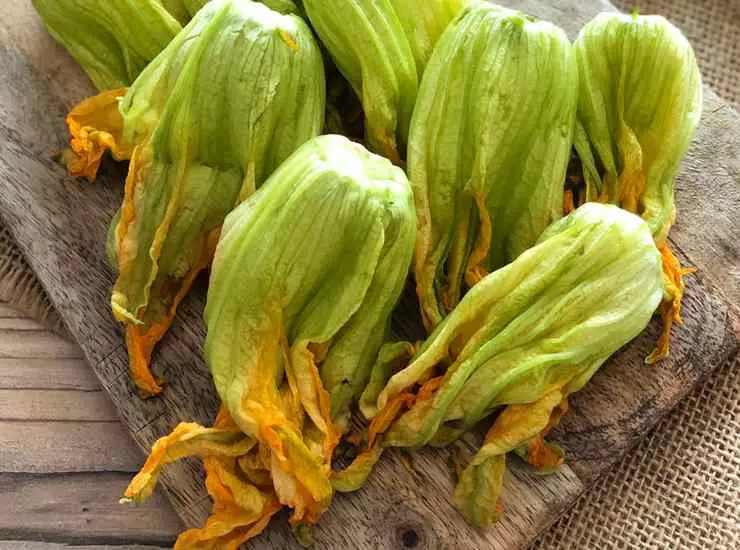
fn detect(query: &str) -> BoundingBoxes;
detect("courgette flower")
[303,0,462,164]
[573,13,702,362]
[123,135,416,547]
[32,0,182,91]
[409,2,578,330]
[340,203,664,527]
[92,0,324,394]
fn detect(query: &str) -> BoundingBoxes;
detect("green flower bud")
[392,0,463,75]
[204,134,415,522]
[573,13,702,242]
[109,0,325,395]
[409,2,578,330]
[31,0,182,90]
[357,203,663,526]
[573,13,702,363]
[304,0,461,164]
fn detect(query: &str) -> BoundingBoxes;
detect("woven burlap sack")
[0,1,736,548]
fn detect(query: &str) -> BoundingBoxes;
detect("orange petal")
[464,191,492,288]
[518,436,565,472]
[64,88,132,181]
[647,242,696,364]
[367,390,415,449]
[125,324,165,396]
[120,226,221,395]
[122,422,253,504]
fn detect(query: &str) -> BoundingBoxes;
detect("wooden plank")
[0,331,82,360]
[0,389,118,422]
[0,303,29,318]
[0,358,100,391]
[0,472,180,544]
[0,421,141,473]
[0,542,168,550]
[0,317,46,330]
[0,1,737,550]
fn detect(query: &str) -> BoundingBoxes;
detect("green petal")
[574,13,702,240]
[378,204,663,451]
[110,0,325,393]
[204,134,415,518]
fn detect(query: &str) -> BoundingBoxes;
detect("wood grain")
[0,357,100,391]
[0,473,180,545]
[0,1,737,549]
[0,389,119,422]
[0,421,142,473]
[0,543,168,550]
[0,305,181,547]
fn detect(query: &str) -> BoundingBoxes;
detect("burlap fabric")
[0,1,736,548]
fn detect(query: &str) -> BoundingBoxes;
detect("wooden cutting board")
[1,0,738,548]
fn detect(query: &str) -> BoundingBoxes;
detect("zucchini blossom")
[303,0,462,164]
[338,203,664,527]
[122,135,416,548]
[573,13,702,361]
[409,2,578,331]
[72,0,325,394]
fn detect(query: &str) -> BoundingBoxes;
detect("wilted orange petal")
[464,191,492,288]
[367,391,415,449]
[119,227,221,395]
[64,88,132,181]
[647,242,696,364]
[122,422,252,503]
[173,500,281,550]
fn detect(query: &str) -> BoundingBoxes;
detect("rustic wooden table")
[0,301,179,549]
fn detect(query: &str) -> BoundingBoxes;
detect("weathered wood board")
[0,0,737,548]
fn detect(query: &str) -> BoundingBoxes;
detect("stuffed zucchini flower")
[573,13,702,362]
[122,135,416,548]
[81,0,325,394]
[303,0,462,164]
[338,203,664,527]
[409,2,578,331]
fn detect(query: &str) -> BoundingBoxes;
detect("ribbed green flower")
[207,134,416,435]
[409,2,578,331]
[122,135,416,547]
[347,203,663,526]
[574,12,702,241]
[32,0,182,90]
[303,0,461,164]
[105,0,325,395]
[573,13,702,362]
